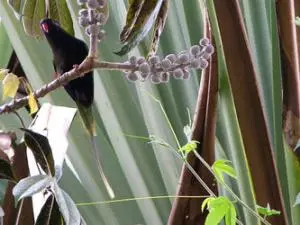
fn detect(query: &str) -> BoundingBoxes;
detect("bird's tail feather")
[91,135,115,199]
[77,103,115,199]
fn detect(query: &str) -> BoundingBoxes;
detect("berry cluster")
[124,38,214,83]
[77,0,107,41]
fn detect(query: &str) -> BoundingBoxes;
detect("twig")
[0,58,135,115]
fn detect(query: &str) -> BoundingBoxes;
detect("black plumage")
[40,18,94,108]
[40,18,115,199]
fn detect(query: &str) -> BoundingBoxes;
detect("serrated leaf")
[22,0,46,38]
[21,128,55,176]
[2,73,20,99]
[178,140,198,157]
[257,204,281,216]
[205,197,233,225]
[0,158,15,181]
[53,181,81,225]
[12,174,52,202]
[147,0,168,57]
[0,69,9,80]
[36,194,65,225]
[212,160,237,183]
[28,92,38,114]
[116,0,164,55]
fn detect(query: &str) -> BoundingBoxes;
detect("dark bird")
[40,18,114,198]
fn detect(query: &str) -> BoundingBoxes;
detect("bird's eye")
[41,23,49,33]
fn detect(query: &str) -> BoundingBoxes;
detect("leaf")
[257,204,281,216]
[53,181,81,225]
[36,194,65,225]
[0,158,15,181]
[294,193,300,207]
[22,0,46,38]
[28,92,38,114]
[48,0,74,36]
[204,197,234,225]
[0,69,9,80]
[7,0,22,18]
[12,174,52,202]
[116,0,165,55]
[21,128,55,176]
[225,203,237,225]
[147,0,168,57]
[178,140,198,157]
[295,17,300,26]
[201,197,214,212]
[2,73,20,99]
[212,160,237,183]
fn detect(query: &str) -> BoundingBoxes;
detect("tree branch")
[0,58,135,115]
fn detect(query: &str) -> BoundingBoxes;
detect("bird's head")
[40,18,61,34]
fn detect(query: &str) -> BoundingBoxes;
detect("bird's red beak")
[41,23,49,33]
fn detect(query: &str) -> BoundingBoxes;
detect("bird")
[40,18,114,198]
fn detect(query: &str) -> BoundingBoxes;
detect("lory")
[40,18,114,198]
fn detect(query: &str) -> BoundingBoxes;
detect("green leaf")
[21,128,55,176]
[22,0,46,38]
[257,204,281,216]
[212,160,237,183]
[0,158,15,181]
[201,197,214,212]
[116,0,164,55]
[0,20,13,68]
[12,174,52,202]
[48,0,74,36]
[53,181,81,225]
[225,203,237,225]
[178,140,198,157]
[7,0,22,18]
[204,197,235,225]
[2,73,20,99]
[36,195,65,225]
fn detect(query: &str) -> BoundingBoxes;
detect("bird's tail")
[91,135,115,199]
[77,103,115,199]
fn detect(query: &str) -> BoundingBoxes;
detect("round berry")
[78,16,89,27]
[79,9,89,17]
[151,74,161,84]
[161,59,172,70]
[87,0,99,9]
[199,58,209,69]
[173,68,184,79]
[190,45,201,56]
[165,54,177,63]
[149,55,160,65]
[205,45,215,54]
[126,72,139,82]
[177,53,190,64]
[199,37,210,46]
[161,73,170,83]
[139,62,151,74]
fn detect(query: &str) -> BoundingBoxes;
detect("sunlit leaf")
[257,204,281,217]
[21,128,55,176]
[12,174,52,202]
[294,193,300,207]
[178,140,198,157]
[28,92,38,114]
[2,73,20,99]
[0,69,9,80]
[212,160,237,183]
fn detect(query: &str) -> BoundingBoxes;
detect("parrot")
[40,18,114,199]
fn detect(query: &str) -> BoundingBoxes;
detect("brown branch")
[0,58,135,115]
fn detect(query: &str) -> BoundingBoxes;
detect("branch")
[0,58,134,115]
